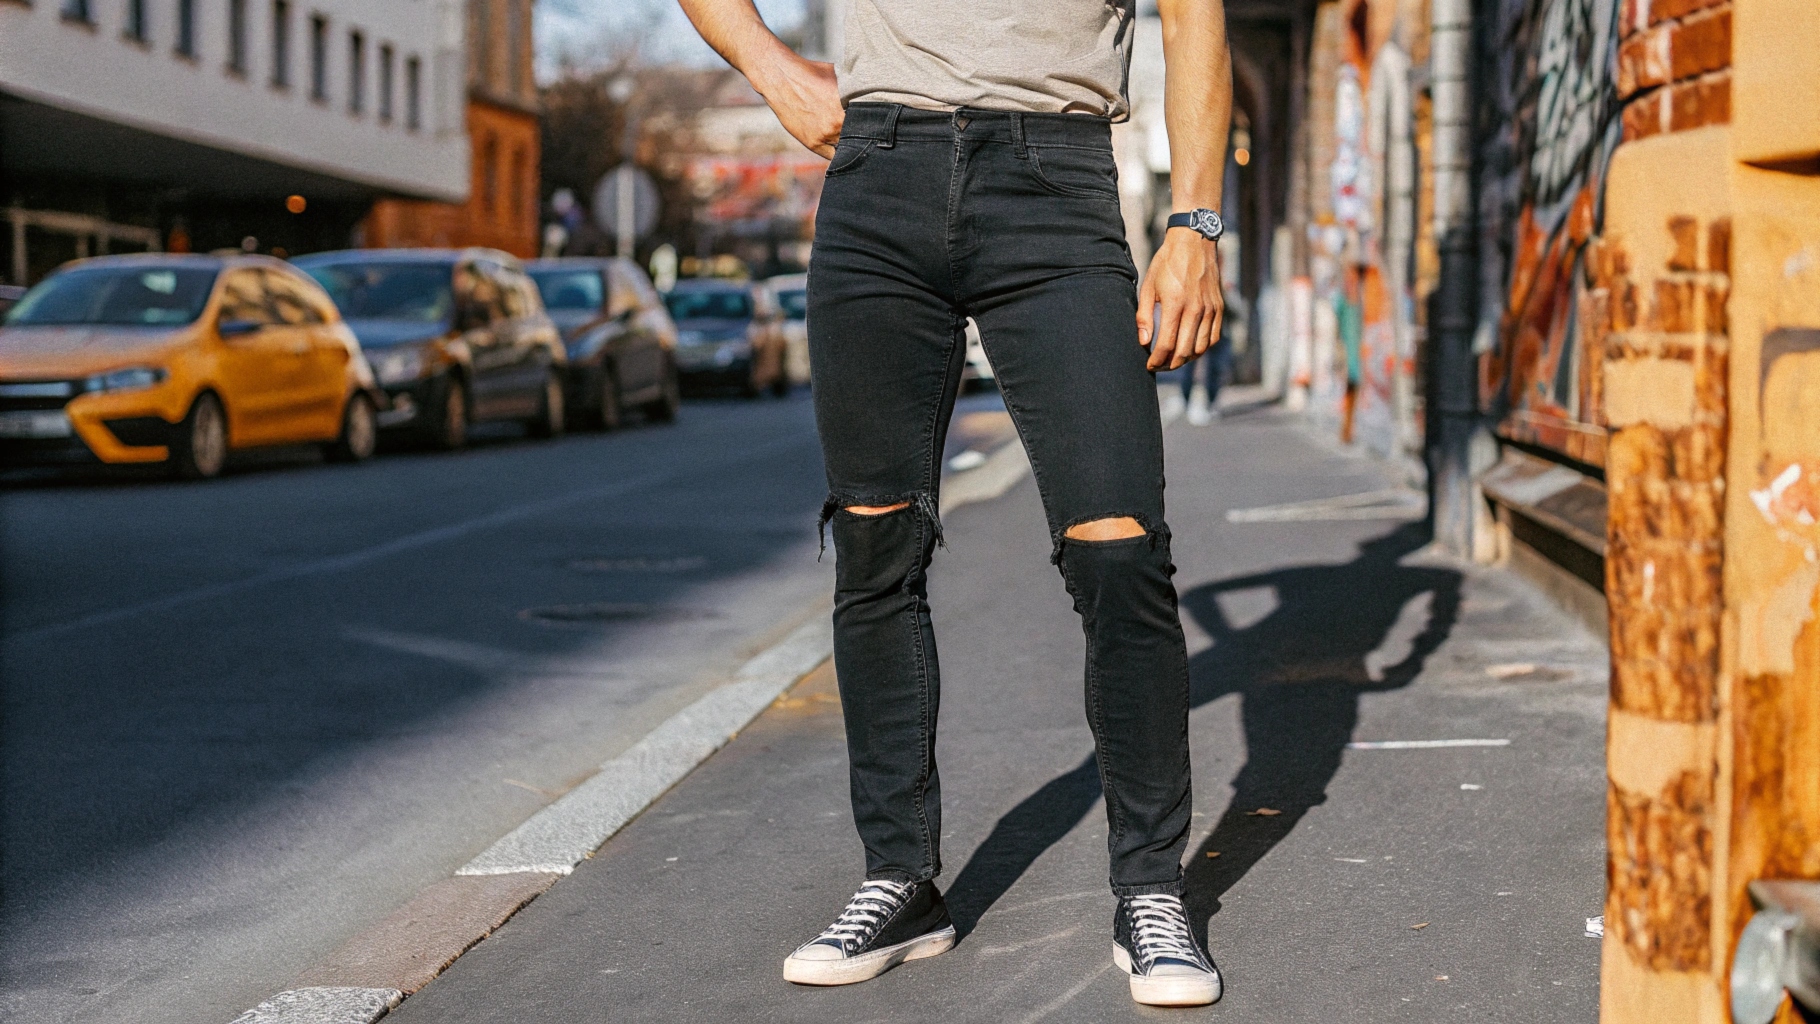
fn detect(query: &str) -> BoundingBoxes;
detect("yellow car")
[0,254,382,479]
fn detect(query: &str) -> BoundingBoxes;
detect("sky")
[534,0,808,80]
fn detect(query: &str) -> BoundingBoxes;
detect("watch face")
[1192,210,1223,239]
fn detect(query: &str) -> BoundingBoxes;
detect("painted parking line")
[8,432,815,644]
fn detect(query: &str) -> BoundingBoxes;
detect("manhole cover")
[567,556,708,573]
[519,603,718,625]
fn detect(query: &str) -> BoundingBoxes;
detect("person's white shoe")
[1186,384,1213,426]
[1112,894,1222,1006]
[1159,389,1187,423]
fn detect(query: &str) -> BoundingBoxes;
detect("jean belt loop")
[1011,112,1028,159]
[879,104,902,149]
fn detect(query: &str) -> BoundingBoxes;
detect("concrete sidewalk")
[389,408,1610,1022]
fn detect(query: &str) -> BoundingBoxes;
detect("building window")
[378,44,394,122]
[506,0,522,97]
[404,55,421,131]
[175,0,197,57]
[124,0,148,42]
[481,134,498,212]
[60,1,93,25]
[270,0,291,88]
[473,0,491,91]
[227,0,248,73]
[510,146,527,228]
[347,30,364,114]
[309,14,328,102]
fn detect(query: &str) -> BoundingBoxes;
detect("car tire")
[426,376,468,451]
[325,393,377,462]
[770,371,790,398]
[529,368,565,439]
[171,392,228,480]
[593,365,622,431]
[644,359,680,423]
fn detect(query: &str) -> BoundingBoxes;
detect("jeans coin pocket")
[1028,145,1121,202]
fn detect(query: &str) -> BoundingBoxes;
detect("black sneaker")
[782,879,956,986]
[1112,894,1223,1006]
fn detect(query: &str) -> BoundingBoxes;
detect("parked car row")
[0,248,795,480]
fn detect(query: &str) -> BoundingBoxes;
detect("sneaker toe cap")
[788,941,847,962]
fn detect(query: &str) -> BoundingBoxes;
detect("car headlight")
[85,367,167,393]
[372,348,427,385]
[713,341,750,366]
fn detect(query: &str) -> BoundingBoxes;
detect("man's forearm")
[1155,0,1234,213]
[675,0,796,92]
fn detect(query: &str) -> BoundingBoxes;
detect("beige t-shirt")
[838,0,1137,121]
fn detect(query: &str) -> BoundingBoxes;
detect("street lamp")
[607,73,638,259]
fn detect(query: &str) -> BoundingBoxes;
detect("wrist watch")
[1167,209,1225,242]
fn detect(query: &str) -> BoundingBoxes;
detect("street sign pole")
[616,165,635,259]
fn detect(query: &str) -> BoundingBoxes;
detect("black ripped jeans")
[809,104,1192,898]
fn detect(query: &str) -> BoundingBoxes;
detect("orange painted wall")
[365,99,540,258]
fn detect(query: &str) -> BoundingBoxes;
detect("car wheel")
[325,393,377,462]
[529,368,565,438]
[644,359,680,423]
[427,376,468,451]
[594,365,622,431]
[171,392,227,480]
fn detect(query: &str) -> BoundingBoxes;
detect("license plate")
[0,411,73,438]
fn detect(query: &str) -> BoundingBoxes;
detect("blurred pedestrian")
[677,0,1231,1006]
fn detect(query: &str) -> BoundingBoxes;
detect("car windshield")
[528,269,603,311]
[4,266,218,326]
[775,288,807,321]
[305,262,453,322]
[665,288,752,321]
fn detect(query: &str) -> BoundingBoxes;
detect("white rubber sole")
[1113,943,1223,1007]
[782,925,957,986]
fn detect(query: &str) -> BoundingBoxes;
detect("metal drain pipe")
[1426,0,1479,557]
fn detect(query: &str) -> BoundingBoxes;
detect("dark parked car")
[296,249,568,449]
[664,278,788,397]
[525,257,679,429]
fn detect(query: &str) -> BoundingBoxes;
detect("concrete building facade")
[363,0,540,258]
[0,0,468,280]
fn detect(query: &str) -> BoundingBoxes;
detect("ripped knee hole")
[1063,517,1146,542]
[845,501,912,516]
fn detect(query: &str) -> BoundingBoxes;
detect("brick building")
[1259,0,1818,1019]
[364,0,539,257]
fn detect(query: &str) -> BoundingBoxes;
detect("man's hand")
[675,0,843,157]
[1138,231,1224,371]
[751,56,843,158]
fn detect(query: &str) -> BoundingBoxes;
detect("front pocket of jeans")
[1028,145,1121,202]
[823,138,878,178]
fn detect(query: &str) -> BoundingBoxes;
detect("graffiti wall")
[1476,0,1625,467]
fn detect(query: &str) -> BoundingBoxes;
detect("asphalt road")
[390,405,1612,1022]
[0,394,842,1024]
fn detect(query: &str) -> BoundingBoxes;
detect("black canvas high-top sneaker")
[782,879,956,986]
[1112,894,1223,1006]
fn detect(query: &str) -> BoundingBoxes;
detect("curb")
[227,615,834,1024]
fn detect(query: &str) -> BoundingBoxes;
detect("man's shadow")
[943,523,1461,940]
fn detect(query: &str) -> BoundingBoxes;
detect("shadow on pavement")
[944,522,1461,943]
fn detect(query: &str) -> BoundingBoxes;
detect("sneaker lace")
[1127,895,1207,970]
[817,880,914,955]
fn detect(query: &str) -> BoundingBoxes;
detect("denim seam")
[905,508,938,881]
[1062,551,1127,846]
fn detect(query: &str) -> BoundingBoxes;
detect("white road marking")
[1346,738,1512,749]
[6,433,814,644]
[456,615,833,875]
[227,986,401,1024]
[941,438,1032,515]
[1226,487,1427,523]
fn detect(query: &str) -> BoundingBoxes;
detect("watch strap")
[1166,209,1224,240]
